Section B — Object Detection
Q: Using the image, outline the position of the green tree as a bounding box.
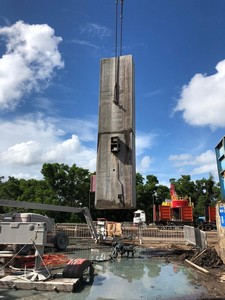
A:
[0,176,22,200]
[136,173,145,210]
[136,175,159,222]
[156,185,170,204]
[194,174,219,217]
[41,163,91,222]
[41,163,90,207]
[17,178,60,218]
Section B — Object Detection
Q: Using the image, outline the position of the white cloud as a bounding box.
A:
[71,39,99,49]
[0,21,64,110]
[137,155,152,175]
[174,59,225,128]
[169,150,217,178]
[80,23,111,39]
[195,150,215,165]
[169,153,193,166]
[71,22,111,54]
[135,132,157,175]
[2,141,42,165]
[144,89,162,98]
[59,117,98,142]
[136,132,156,156]
[0,115,96,179]
[0,118,157,179]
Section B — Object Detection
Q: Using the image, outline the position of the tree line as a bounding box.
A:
[0,163,221,223]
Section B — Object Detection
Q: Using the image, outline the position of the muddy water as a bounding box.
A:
[0,248,209,300]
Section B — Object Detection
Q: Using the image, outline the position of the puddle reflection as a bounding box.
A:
[0,248,208,300]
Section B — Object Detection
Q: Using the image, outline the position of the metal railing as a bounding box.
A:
[183,225,207,250]
[123,225,185,243]
[56,223,92,239]
[56,223,186,244]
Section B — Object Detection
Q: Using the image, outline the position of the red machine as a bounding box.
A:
[153,184,216,230]
[154,184,193,225]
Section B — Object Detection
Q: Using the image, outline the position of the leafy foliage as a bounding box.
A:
[0,165,221,223]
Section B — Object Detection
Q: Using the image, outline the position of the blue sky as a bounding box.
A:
[0,0,225,186]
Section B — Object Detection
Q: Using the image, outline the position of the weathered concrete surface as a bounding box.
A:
[216,202,225,263]
[95,55,136,209]
[0,274,81,292]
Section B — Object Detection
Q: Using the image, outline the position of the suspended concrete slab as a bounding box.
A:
[95,55,136,209]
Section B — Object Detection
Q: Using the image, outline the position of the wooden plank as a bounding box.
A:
[185,259,209,274]
[190,249,207,262]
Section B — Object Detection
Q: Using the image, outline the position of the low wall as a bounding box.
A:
[216,202,225,263]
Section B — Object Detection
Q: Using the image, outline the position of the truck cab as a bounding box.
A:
[133,210,146,225]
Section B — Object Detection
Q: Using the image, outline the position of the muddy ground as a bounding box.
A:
[139,241,225,300]
[92,237,225,299]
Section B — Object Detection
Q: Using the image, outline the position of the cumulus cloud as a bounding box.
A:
[0,21,64,110]
[174,59,225,128]
[169,153,194,166]
[169,150,217,177]
[137,155,152,175]
[0,116,96,178]
[2,141,42,165]
[136,132,156,156]
[59,117,98,142]
[135,132,157,175]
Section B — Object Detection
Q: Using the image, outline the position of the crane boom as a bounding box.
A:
[0,199,98,241]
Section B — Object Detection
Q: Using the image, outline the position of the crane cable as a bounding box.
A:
[115,0,124,58]
[120,0,124,57]
[115,0,118,58]
[114,0,124,104]
[114,1,125,201]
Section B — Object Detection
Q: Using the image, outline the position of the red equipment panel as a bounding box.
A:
[181,206,193,222]
[208,206,216,222]
[171,200,189,208]
[160,206,171,221]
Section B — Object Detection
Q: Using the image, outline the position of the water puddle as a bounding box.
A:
[0,247,208,299]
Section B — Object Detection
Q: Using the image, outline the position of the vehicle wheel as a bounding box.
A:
[197,224,204,231]
[13,244,32,255]
[53,232,69,251]
[204,225,211,231]
[0,245,6,251]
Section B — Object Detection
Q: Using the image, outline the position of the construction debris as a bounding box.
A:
[191,248,223,268]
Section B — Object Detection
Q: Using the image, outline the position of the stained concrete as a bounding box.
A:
[95,55,136,209]
[0,274,81,292]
